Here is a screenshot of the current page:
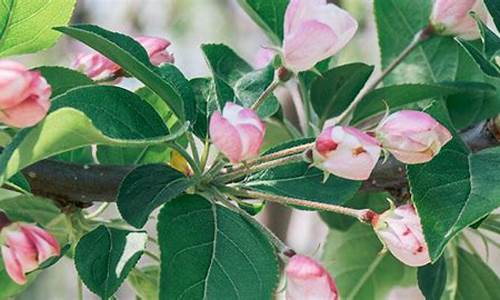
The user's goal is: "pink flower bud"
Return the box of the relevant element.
[376,110,452,164]
[136,36,174,66]
[283,0,358,72]
[1,223,60,285]
[285,255,338,300]
[255,47,275,69]
[372,204,431,267]
[209,102,265,164]
[313,126,381,180]
[430,0,487,40]
[71,52,122,81]
[0,60,51,128]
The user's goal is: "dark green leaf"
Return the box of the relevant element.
[474,17,500,59]
[55,25,189,122]
[190,77,217,139]
[455,249,500,299]
[234,65,280,118]
[0,85,187,184]
[35,66,94,97]
[158,194,279,300]
[457,40,500,77]
[246,139,361,205]
[352,82,496,124]
[158,64,197,124]
[484,0,500,31]
[201,43,280,118]
[322,223,416,300]
[236,0,289,44]
[310,63,374,126]
[6,172,31,193]
[117,164,193,228]
[0,0,76,57]
[417,256,447,300]
[75,225,147,299]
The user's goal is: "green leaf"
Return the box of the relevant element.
[201,43,280,118]
[474,17,500,60]
[375,0,459,84]
[310,63,374,126]
[0,85,187,184]
[234,65,280,118]
[484,0,500,31]
[322,223,416,300]
[236,0,289,45]
[0,0,76,57]
[190,77,217,139]
[417,256,447,300]
[75,225,147,299]
[352,82,496,125]
[408,109,500,261]
[158,194,279,300]
[457,40,500,78]
[35,66,94,97]
[128,266,159,300]
[320,192,390,231]
[55,25,189,122]
[246,139,361,206]
[455,249,500,299]
[117,164,194,228]
[97,85,178,165]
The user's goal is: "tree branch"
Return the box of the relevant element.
[19,120,500,204]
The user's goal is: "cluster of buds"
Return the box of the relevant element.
[72,36,174,81]
[0,214,60,285]
[0,61,51,128]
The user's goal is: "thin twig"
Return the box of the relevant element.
[226,142,314,174]
[218,153,304,183]
[251,79,281,110]
[221,186,375,223]
[332,28,432,125]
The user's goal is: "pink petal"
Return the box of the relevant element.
[21,225,60,263]
[209,111,243,163]
[235,123,265,160]
[1,246,26,285]
[285,255,338,300]
[283,20,338,72]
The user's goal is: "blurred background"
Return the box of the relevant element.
[12,0,498,299]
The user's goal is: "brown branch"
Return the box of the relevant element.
[20,121,500,204]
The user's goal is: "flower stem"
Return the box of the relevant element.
[222,186,375,223]
[218,153,304,183]
[85,203,110,219]
[200,138,211,171]
[187,132,200,166]
[144,250,160,262]
[251,79,280,110]
[332,28,433,125]
[225,142,314,174]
